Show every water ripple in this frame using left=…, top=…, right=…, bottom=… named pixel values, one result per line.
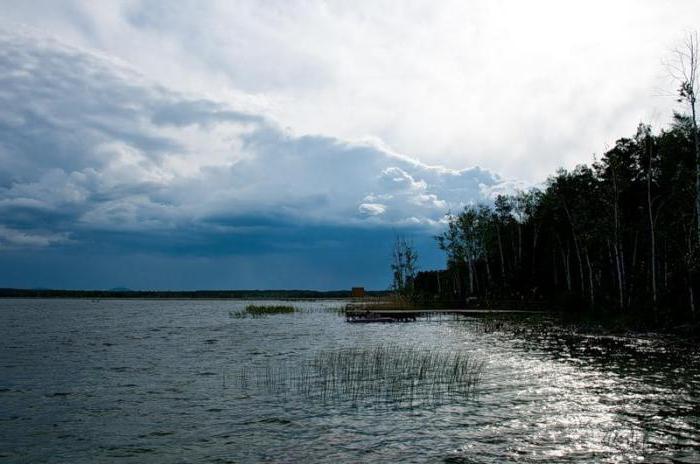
left=0, top=299, right=698, bottom=463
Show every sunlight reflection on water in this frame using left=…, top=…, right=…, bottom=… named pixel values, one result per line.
left=0, top=299, right=698, bottom=463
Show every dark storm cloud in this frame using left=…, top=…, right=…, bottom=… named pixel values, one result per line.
left=0, top=29, right=514, bottom=288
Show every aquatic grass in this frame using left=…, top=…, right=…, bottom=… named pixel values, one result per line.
left=237, top=344, right=485, bottom=408
left=245, top=304, right=296, bottom=315
left=229, top=305, right=297, bottom=318
left=230, top=303, right=346, bottom=319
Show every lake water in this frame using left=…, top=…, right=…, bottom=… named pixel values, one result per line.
left=1, top=299, right=698, bottom=463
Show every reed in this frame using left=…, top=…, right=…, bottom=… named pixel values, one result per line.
left=234, top=305, right=296, bottom=318
left=238, top=344, right=484, bottom=407
left=230, top=304, right=346, bottom=318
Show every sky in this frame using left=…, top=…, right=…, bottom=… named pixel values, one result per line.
left=0, top=1, right=698, bottom=290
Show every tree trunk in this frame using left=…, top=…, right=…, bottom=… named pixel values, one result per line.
left=531, top=225, right=540, bottom=276
left=496, top=225, right=506, bottom=284
left=614, top=240, right=624, bottom=310
left=690, top=283, right=695, bottom=317
left=518, top=224, right=523, bottom=270
left=608, top=239, right=624, bottom=310
left=693, top=98, right=700, bottom=242
left=647, top=136, right=657, bottom=308
left=466, top=259, right=474, bottom=296
left=570, top=227, right=584, bottom=294
left=628, top=232, right=639, bottom=308
left=611, top=167, right=625, bottom=310
left=664, top=240, right=669, bottom=290
left=686, top=223, right=696, bottom=319
left=585, top=247, right=595, bottom=307
left=557, top=235, right=572, bottom=292
left=555, top=233, right=571, bottom=291
left=565, top=248, right=572, bottom=292
left=691, top=97, right=700, bottom=320
left=563, top=203, right=585, bottom=295
left=485, top=254, right=492, bottom=288
left=454, top=269, right=461, bottom=299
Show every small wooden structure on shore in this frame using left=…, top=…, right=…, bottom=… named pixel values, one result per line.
left=351, top=287, right=365, bottom=298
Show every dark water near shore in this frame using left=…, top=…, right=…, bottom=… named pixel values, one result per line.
left=1, top=299, right=698, bottom=463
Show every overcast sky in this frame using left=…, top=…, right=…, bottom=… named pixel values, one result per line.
left=0, top=1, right=698, bottom=290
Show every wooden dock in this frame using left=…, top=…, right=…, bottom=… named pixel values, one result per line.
left=345, top=308, right=545, bottom=323
left=345, top=310, right=417, bottom=323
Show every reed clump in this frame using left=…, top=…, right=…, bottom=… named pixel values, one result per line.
left=240, top=305, right=296, bottom=317
left=238, top=344, right=484, bottom=407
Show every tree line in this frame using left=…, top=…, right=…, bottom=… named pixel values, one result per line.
left=415, top=116, right=698, bottom=322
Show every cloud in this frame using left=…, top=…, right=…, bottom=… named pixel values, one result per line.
left=0, top=225, right=70, bottom=249
left=0, top=28, right=512, bottom=256
left=2, top=0, right=698, bottom=183
left=358, top=203, right=386, bottom=216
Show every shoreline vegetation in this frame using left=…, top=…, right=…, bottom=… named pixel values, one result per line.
left=380, top=117, right=700, bottom=337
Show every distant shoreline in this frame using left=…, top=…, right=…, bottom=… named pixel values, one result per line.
left=0, top=288, right=390, bottom=300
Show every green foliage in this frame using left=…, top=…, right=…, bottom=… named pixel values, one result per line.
left=428, top=119, right=700, bottom=323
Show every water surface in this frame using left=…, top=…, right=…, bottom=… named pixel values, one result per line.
left=0, top=299, right=698, bottom=463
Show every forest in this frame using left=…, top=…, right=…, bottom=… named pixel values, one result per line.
left=412, top=115, right=700, bottom=324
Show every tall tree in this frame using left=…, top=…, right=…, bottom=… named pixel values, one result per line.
left=668, top=31, right=700, bottom=241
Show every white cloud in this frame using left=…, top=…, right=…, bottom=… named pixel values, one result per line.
left=1, top=0, right=697, bottom=183
left=358, top=203, right=386, bottom=216
left=0, top=29, right=515, bottom=244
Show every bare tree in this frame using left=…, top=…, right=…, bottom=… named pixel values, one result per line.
left=391, top=235, right=418, bottom=295
left=667, top=31, right=700, bottom=240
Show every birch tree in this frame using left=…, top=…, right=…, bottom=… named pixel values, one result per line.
left=668, top=31, right=700, bottom=241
